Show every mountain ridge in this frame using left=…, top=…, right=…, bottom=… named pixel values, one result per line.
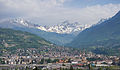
left=68, top=11, right=120, bottom=48
left=2, top=18, right=92, bottom=34
left=37, top=20, right=92, bottom=34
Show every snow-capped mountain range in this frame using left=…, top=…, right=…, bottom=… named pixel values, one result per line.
left=0, top=18, right=92, bottom=34
left=37, top=21, right=92, bottom=34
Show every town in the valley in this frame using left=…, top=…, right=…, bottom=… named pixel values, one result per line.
left=0, top=46, right=120, bottom=70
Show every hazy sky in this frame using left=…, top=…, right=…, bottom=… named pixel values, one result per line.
left=0, top=0, right=120, bottom=26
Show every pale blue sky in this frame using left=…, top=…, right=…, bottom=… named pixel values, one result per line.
left=64, top=0, right=120, bottom=8
left=0, top=0, right=120, bottom=26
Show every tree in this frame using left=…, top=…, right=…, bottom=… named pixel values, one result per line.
left=88, top=64, right=93, bottom=70
left=60, top=67, right=62, bottom=70
left=76, top=68, right=82, bottom=70
left=0, top=58, right=5, bottom=64
left=98, top=67, right=103, bottom=70
left=68, top=58, right=71, bottom=63
left=46, top=58, right=52, bottom=63
left=40, top=58, right=44, bottom=64
left=53, top=69, right=57, bottom=70
left=118, top=61, right=120, bottom=66
left=62, top=63, right=66, bottom=66
left=52, top=59, right=59, bottom=63
left=70, top=65, right=74, bottom=70
left=64, top=68, right=68, bottom=70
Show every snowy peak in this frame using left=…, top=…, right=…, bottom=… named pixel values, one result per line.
left=10, top=18, right=40, bottom=28
left=11, top=18, right=29, bottom=26
left=37, top=21, right=92, bottom=34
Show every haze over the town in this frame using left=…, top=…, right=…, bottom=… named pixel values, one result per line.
left=0, top=0, right=120, bottom=26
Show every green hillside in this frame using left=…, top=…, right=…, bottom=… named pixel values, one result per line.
left=15, top=27, right=75, bottom=46
left=68, top=11, right=120, bottom=48
left=0, top=28, right=51, bottom=49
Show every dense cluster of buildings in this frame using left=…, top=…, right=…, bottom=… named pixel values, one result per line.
left=0, top=47, right=120, bottom=70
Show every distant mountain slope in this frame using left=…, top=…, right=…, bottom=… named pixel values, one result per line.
left=0, top=28, right=51, bottom=48
left=68, top=11, right=120, bottom=48
left=15, top=27, right=75, bottom=45
left=0, top=18, right=75, bottom=45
